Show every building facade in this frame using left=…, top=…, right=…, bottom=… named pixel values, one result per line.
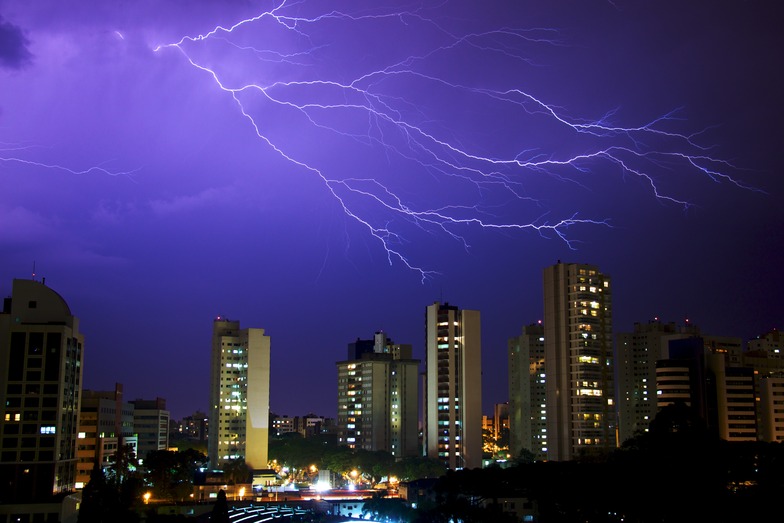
left=131, top=397, right=170, bottom=459
left=0, top=279, right=84, bottom=502
left=209, top=318, right=270, bottom=472
left=658, top=336, right=757, bottom=442
left=76, top=384, right=136, bottom=489
left=615, top=320, right=702, bottom=444
left=508, top=322, right=547, bottom=461
left=336, top=331, right=419, bottom=457
left=543, top=262, right=614, bottom=461
left=424, top=302, right=482, bottom=470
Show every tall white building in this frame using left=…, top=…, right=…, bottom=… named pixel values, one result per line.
left=336, top=331, right=419, bottom=457
left=425, top=302, right=482, bottom=470
left=508, top=322, right=547, bottom=461
left=543, top=262, right=615, bottom=461
left=209, top=318, right=270, bottom=473
left=0, top=279, right=83, bottom=502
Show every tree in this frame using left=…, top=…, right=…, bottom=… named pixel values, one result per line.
left=222, top=458, right=251, bottom=485
left=144, top=449, right=206, bottom=502
left=209, top=489, right=230, bottom=523
left=78, top=461, right=115, bottom=523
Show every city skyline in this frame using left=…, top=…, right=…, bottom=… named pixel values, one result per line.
left=1, top=1, right=782, bottom=422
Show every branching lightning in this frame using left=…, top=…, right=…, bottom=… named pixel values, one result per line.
left=154, top=0, right=751, bottom=281
left=1, top=143, right=139, bottom=178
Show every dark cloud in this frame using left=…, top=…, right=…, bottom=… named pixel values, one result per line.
left=0, top=16, right=33, bottom=69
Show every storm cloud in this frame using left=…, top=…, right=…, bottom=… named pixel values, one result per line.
left=0, top=16, right=32, bottom=69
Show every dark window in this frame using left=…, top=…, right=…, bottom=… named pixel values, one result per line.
left=28, top=300, right=37, bottom=309
left=21, top=437, right=37, bottom=448
left=8, top=332, right=26, bottom=380
left=26, top=371, right=41, bottom=381
left=45, top=334, right=61, bottom=380
left=3, top=424, right=19, bottom=434
left=7, top=384, right=22, bottom=394
left=28, top=332, right=43, bottom=355
left=24, top=397, right=40, bottom=408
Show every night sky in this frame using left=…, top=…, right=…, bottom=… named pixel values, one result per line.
left=2, top=0, right=782, bottom=422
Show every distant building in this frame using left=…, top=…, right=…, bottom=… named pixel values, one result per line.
left=209, top=318, right=271, bottom=472
left=424, top=302, right=482, bottom=470
left=543, top=262, right=615, bottom=461
left=176, top=410, right=209, bottom=442
left=76, top=384, right=138, bottom=489
left=508, top=322, right=546, bottom=461
left=758, top=374, right=784, bottom=442
left=615, top=319, right=700, bottom=444
left=271, top=414, right=296, bottom=436
left=130, top=397, right=170, bottom=459
left=657, top=336, right=756, bottom=442
left=0, top=278, right=84, bottom=502
left=746, top=329, right=783, bottom=359
left=336, top=331, right=419, bottom=457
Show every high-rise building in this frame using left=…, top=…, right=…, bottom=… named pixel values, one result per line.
left=76, top=385, right=138, bottom=489
left=336, top=331, right=419, bottom=457
left=508, top=322, right=547, bottom=461
left=424, top=302, right=482, bottom=470
left=0, top=279, right=84, bottom=502
left=543, top=262, right=614, bottom=461
left=130, top=397, right=170, bottom=459
left=615, top=320, right=700, bottom=444
left=209, top=317, right=270, bottom=474
left=758, top=374, right=784, bottom=442
left=658, top=336, right=756, bottom=442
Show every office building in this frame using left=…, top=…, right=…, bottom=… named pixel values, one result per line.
left=424, top=302, right=482, bottom=470
left=615, top=320, right=700, bottom=444
left=209, top=317, right=271, bottom=474
left=76, top=385, right=137, bottom=489
left=130, top=397, right=170, bottom=459
left=508, top=322, right=547, bottom=461
left=336, top=331, right=419, bottom=457
left=543, top=262, right=614, bottom=461
left=0, top=278, right=84, bottom=502
left=658, top=336, right=756, bottom=442
left=759, top=374, right=784, bottom=442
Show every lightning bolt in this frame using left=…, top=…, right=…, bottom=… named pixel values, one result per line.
left=154, top=0, right=752, bottom=282
left=1, top=142, right=139, bottom=178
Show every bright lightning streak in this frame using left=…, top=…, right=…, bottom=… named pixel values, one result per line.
left=154, top=0, right=751, bottom=281
left=1, top=142, right=139, bottom=178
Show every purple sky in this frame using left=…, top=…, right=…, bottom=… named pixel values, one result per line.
left=2, top=0, right=782, bottom=421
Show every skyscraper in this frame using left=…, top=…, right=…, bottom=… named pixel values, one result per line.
left=508, top=322, right=547, bottom=461
left=543, top=262, right=614, bottom=461
left=209, top=317, right=270, bottom=474
left=424, top=302, right=481, bottom=470
left=336, top=331, right=419, bottom=457
left=0, top=279, right=83, bottom=502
